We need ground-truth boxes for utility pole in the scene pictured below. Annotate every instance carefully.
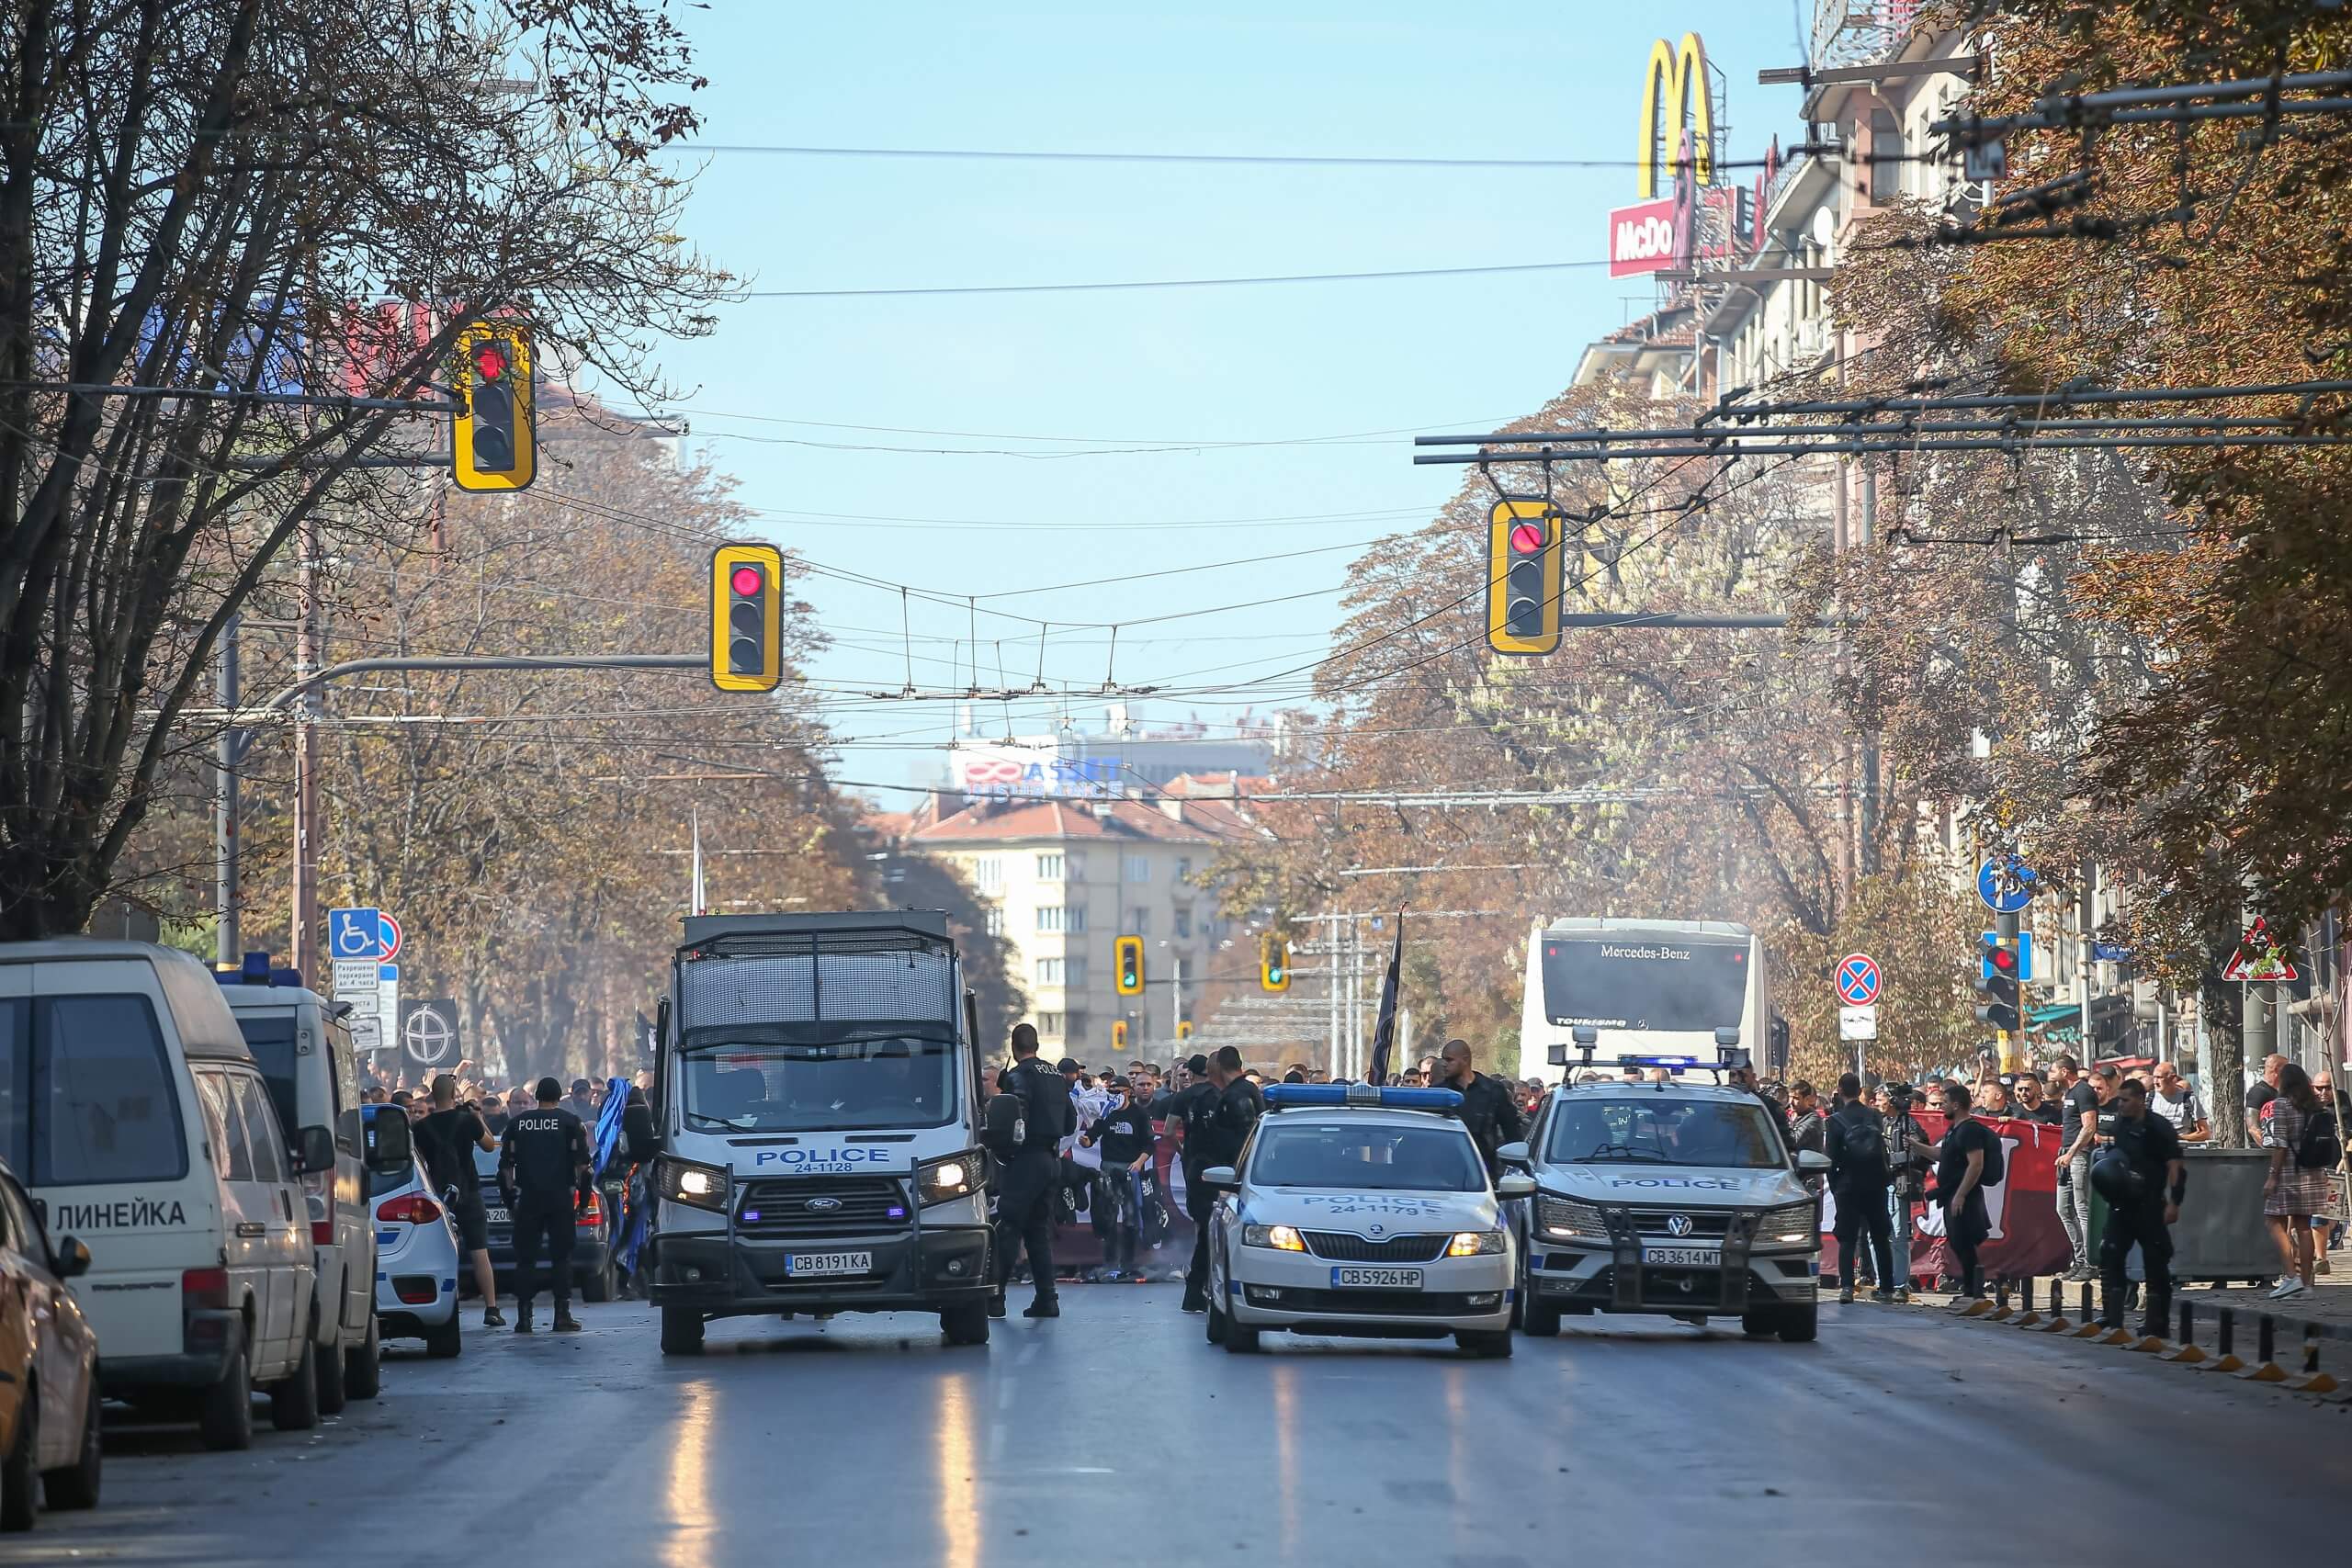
[1170,953,1182,1043]
[289,515,322,980]
[214,618,240,966]
[1324,911,1340,1076]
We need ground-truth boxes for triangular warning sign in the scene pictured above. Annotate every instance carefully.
[2222,917,2299,982]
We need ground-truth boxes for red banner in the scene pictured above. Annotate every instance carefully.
[1823,1113,2072,1285]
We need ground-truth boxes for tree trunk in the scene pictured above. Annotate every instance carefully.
[2203,975,2247,1149]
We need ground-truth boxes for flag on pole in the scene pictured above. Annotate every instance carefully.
[689,807,707,916]
[1365,909,1406,1085]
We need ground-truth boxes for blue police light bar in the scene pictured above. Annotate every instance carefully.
[1618,1055,1698,1074]
[1263,1084,1464,1112]
[215,952,304,988]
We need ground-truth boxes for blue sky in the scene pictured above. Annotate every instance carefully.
[640,2,1807,795]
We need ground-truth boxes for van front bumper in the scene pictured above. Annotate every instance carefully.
[644,1224,993,1319]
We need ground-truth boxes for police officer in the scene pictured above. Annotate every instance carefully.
[497,1076,594,1334]
[1434,1038,1525,1178]
[2095,1075,2186,1339]
[1175,1054,1220,1313]
[991,1023,1071,1320]
[1182,1046,1264,1312]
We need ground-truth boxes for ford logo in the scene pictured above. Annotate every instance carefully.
[805,1197,843,1213]
[1666,1213,1693,1237]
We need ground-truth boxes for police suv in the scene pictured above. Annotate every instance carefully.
[1201,1085,1534,1358]
[1508,1036,1828,1341]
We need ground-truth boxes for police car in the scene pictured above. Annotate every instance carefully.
[1201,1085,1534,1358]
[1508,1038,1828,1341]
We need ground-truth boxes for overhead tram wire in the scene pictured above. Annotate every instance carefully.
[736,259,1622,299]
[686,143,1811,172]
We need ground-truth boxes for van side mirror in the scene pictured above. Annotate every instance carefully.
[366,1110,413,1173]
[1495,1141,1531,1168]
[292,1124,337,1175]
[1795,1149,1832,1174]
[51,1236,91,1280]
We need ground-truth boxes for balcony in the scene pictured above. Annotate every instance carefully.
[1811,0,1919,73]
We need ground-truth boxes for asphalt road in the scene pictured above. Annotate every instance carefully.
[18,1289,2351,1567]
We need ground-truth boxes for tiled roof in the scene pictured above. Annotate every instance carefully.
[908,795,1250,846]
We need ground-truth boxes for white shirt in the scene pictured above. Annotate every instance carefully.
[2151,1086,2205,1134]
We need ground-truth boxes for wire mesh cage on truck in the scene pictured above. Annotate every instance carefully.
[673,913,963,1048]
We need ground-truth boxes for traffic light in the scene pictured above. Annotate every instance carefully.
[709,543,784,693]
[1486,496,1563,657]
[452,321,535,491]
[1176,1019,1193,1041]
[1112,1019,1129,1051]
[1260,932,1290,993]
[1114,935,1145,997]
[1973,933,2020,1033]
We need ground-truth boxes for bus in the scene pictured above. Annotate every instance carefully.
[1518,918,1779,1084]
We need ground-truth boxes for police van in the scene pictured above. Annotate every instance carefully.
[1509,1028,1829,1341]
[0,941,371,1449]
[641,913,996,1354]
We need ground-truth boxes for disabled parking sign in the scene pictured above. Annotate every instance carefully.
[328,907,382,959]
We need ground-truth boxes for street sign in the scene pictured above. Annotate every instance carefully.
[1981,931,2035,982]
[349,1014,387,1055]
[376,913,403,964]
[2222,917,2298,982]
[1838,1004,1879,1041]
[401,998,458,1066]
[1834,953,1882,1007]
[328,907,383,959]
[1975,856,2036,914]
[331,956,380,998]
[2091,940,2132,964]
[378,963,400,1059]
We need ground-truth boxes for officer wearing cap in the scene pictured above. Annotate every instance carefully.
[497,1076,594,1333]
[1182,1047,1263,1312]
[1174,1054,1220,1312]
[991,1023,1072,1319]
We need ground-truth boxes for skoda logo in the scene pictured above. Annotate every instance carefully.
[1367,1223,1385,1236]
[805,1197,843,1213]
[1665,1213,1693,1237]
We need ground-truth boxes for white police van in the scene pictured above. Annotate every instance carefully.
[642,913,996,1354]
[1202,1085,1534,1358]
[1510,1029,1828,1341]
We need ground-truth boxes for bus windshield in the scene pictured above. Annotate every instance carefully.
[1541,936,1752,1032]
[679,1036,957,1134]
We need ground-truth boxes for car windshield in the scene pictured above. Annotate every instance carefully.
[1248,1121,1484,1192]
[0,993,189,1187]
[679,1035,956,1134]
[1546,1095,1784,1169]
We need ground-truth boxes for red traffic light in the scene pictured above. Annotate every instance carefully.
[1509,521,1547,555]
[474,344,508,382]
[1983,939,2018,976]
[730,564,765,597]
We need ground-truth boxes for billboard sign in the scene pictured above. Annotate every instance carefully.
[953,743,1120,802]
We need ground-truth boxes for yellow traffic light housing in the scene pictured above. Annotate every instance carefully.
[1114,935,1145,996]
[1112,1019,1130,1051]
[710,543,785,693]
[1176,1019,1193,1041]
[1260,932,1290,993]
[452,321,536,491]
[1487,496,1562,656]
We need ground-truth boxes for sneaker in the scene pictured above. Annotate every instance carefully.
[2319,1258,2333,1277]
[1838,1286,1855,1304]
[987,1297,1007,1319]
[482,1307,506,1327]
[1023,1298,1060,1319]
[1871,1289,1896,1304]
[553,1313,582,1334]
[2270,1279,2310,1300]
[1894,1289,1912,1304]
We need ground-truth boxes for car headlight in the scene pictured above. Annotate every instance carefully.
[658,1156,729,1213]
[1243,1223,1306,1252]
[1447,1230,1508,1257]
[918,1150,988,1206]
[1536,1194,1608,1242]
[1758,1198,1818,1246]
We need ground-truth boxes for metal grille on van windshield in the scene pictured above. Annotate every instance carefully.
[675,930,956,1047]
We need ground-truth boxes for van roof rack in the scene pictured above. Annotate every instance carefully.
[1547,1025,1751,1083]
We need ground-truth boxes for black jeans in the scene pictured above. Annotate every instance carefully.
[512,1191,577,1313]
[1183,1172,1217,1304]
[1832,1180,1894,1292]
[2100,1201,2174,1334]
[1943,1196,1990,1300]
[1096,1168,1140,1272]
[993,1148,1060,1302]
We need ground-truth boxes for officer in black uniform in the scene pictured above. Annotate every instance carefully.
[498,1076,594,1333]
[2096,1075,2187,1338]
[1174,1054,1219,1312]
[1182,1046,1264,1312]
[991,1023,1072,1320]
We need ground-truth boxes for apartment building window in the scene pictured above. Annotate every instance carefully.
[1035,852,1064,880]
[1035,905,1087,933]
[984,906,1003,936]
[1176,856,1192,883]
[1173,906,1193,940]
[1124,855,1151,882]
[973,855,1002,893]
[1035,957,1064,986]
[1039,1011,1065,1037]
[1126,908,1150,937]
[1065,956,1088,988]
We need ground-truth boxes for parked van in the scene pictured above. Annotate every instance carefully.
[0,941,332,1450]
[217,958,381,1408]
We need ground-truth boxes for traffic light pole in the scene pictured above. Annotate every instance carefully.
[1996,905,2021,1073]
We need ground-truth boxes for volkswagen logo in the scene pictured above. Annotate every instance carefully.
[805,1197,843,1213]
[1665,1213,1693,1237]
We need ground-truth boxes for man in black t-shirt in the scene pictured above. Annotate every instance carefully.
[1928,1083,1998,1301]
[2098,1077,2186,1337]
[416,1074,503,1326]
[2054,1055,2100,1280]
[2246,1053,2285,1133]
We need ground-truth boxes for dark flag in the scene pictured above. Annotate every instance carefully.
[1365,910,1406,1085]
[634,1010,657,1064]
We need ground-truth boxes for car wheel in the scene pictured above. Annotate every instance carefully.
[424,1314,463,1360]
[1204,1298,1228,1345]
[346,1314,382,1400]
[269,1332,321,1431]
[1222,1317,1261,1354]
[1777,1303,1819,1343]
[40,1379,100,1512]
[315,1320,348,1415]
[661,1304,706,1357]
[1739,1310,1777,1337]
[1456,1329,1513,1359]
[940,1302,990,1347]
[582,1251,616,1304]
[1,1380,39,1530]
[198,1347,253,1452]
[1521,1269,1563,1337]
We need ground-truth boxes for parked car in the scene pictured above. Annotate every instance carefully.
[0,1160,100,1530]
[3,939,322,1450]
[470,1144,616,1303]
[363,1107,461,1358]
[218,959,380,1409]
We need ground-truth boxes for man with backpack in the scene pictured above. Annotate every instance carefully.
[1878,1083,1932,1303]
[1826,1073,1895,1304]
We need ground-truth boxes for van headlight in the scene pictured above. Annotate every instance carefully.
[1447,1230,1508,1257]
[1758,1199,1818,1247]
[658,1156,729,1213]
[918,1150,987,1206]
[1243,1224,1306,1252]
[1537,1194,1608,1242]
